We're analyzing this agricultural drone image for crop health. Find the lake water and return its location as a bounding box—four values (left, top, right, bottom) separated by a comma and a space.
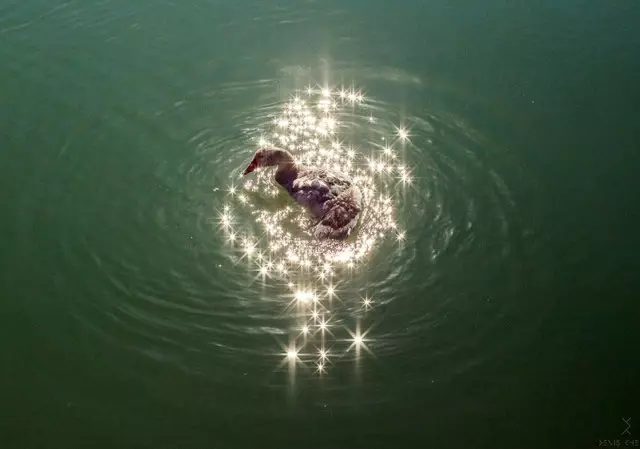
1, 1, 638, 448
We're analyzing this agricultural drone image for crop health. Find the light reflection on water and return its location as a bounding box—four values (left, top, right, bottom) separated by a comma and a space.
218, 86, 413, 376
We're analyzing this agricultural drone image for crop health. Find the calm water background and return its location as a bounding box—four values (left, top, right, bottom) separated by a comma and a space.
1, 1, 639, 448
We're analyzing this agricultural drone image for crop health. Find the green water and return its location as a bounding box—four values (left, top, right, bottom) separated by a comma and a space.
1, 1, 638, 448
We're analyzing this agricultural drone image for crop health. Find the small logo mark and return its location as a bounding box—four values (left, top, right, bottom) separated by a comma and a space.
622, 418, 632, 436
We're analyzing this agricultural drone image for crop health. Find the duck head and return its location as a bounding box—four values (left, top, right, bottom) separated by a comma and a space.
242, 147, 294, 175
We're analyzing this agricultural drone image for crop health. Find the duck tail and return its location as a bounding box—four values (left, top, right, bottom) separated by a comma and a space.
313, 186, 363, 240
313, 214, 360, 240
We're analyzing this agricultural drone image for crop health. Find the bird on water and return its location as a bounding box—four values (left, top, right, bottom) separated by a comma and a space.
242, 147, 363, 239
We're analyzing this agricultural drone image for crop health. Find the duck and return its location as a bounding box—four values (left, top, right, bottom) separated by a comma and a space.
242, 147, 363, 239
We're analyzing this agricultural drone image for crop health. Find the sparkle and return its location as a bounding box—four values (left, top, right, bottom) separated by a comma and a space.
220, 212, 232, 227
216, 86, 408, 377
347, 324, 373, 356
295, 290, 315, 303
399, 171, 413, 185
396, 126, 409, 141
243, 240, 256, 257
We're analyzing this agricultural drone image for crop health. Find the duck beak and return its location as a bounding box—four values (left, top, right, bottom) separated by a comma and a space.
242, 158, 257, 176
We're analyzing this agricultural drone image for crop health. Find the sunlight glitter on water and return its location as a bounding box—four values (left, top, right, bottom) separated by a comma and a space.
217, 86, 412, 374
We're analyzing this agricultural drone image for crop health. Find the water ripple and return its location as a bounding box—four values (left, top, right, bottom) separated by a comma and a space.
5, 0, 542, 399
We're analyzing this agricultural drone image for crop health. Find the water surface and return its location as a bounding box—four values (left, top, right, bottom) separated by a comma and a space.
1, 1, 638, 448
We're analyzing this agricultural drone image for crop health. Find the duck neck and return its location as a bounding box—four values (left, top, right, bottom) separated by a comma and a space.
273, 150, 298, 186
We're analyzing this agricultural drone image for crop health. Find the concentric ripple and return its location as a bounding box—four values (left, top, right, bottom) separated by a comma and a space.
0, 0, 538, 391
39, 68, 530, 386
5, 4, 537, 393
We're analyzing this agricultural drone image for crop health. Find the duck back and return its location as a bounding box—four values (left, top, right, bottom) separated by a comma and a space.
276, 164, 363, 240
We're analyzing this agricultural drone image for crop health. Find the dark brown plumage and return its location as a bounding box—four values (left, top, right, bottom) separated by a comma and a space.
242, 147, 362, 239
